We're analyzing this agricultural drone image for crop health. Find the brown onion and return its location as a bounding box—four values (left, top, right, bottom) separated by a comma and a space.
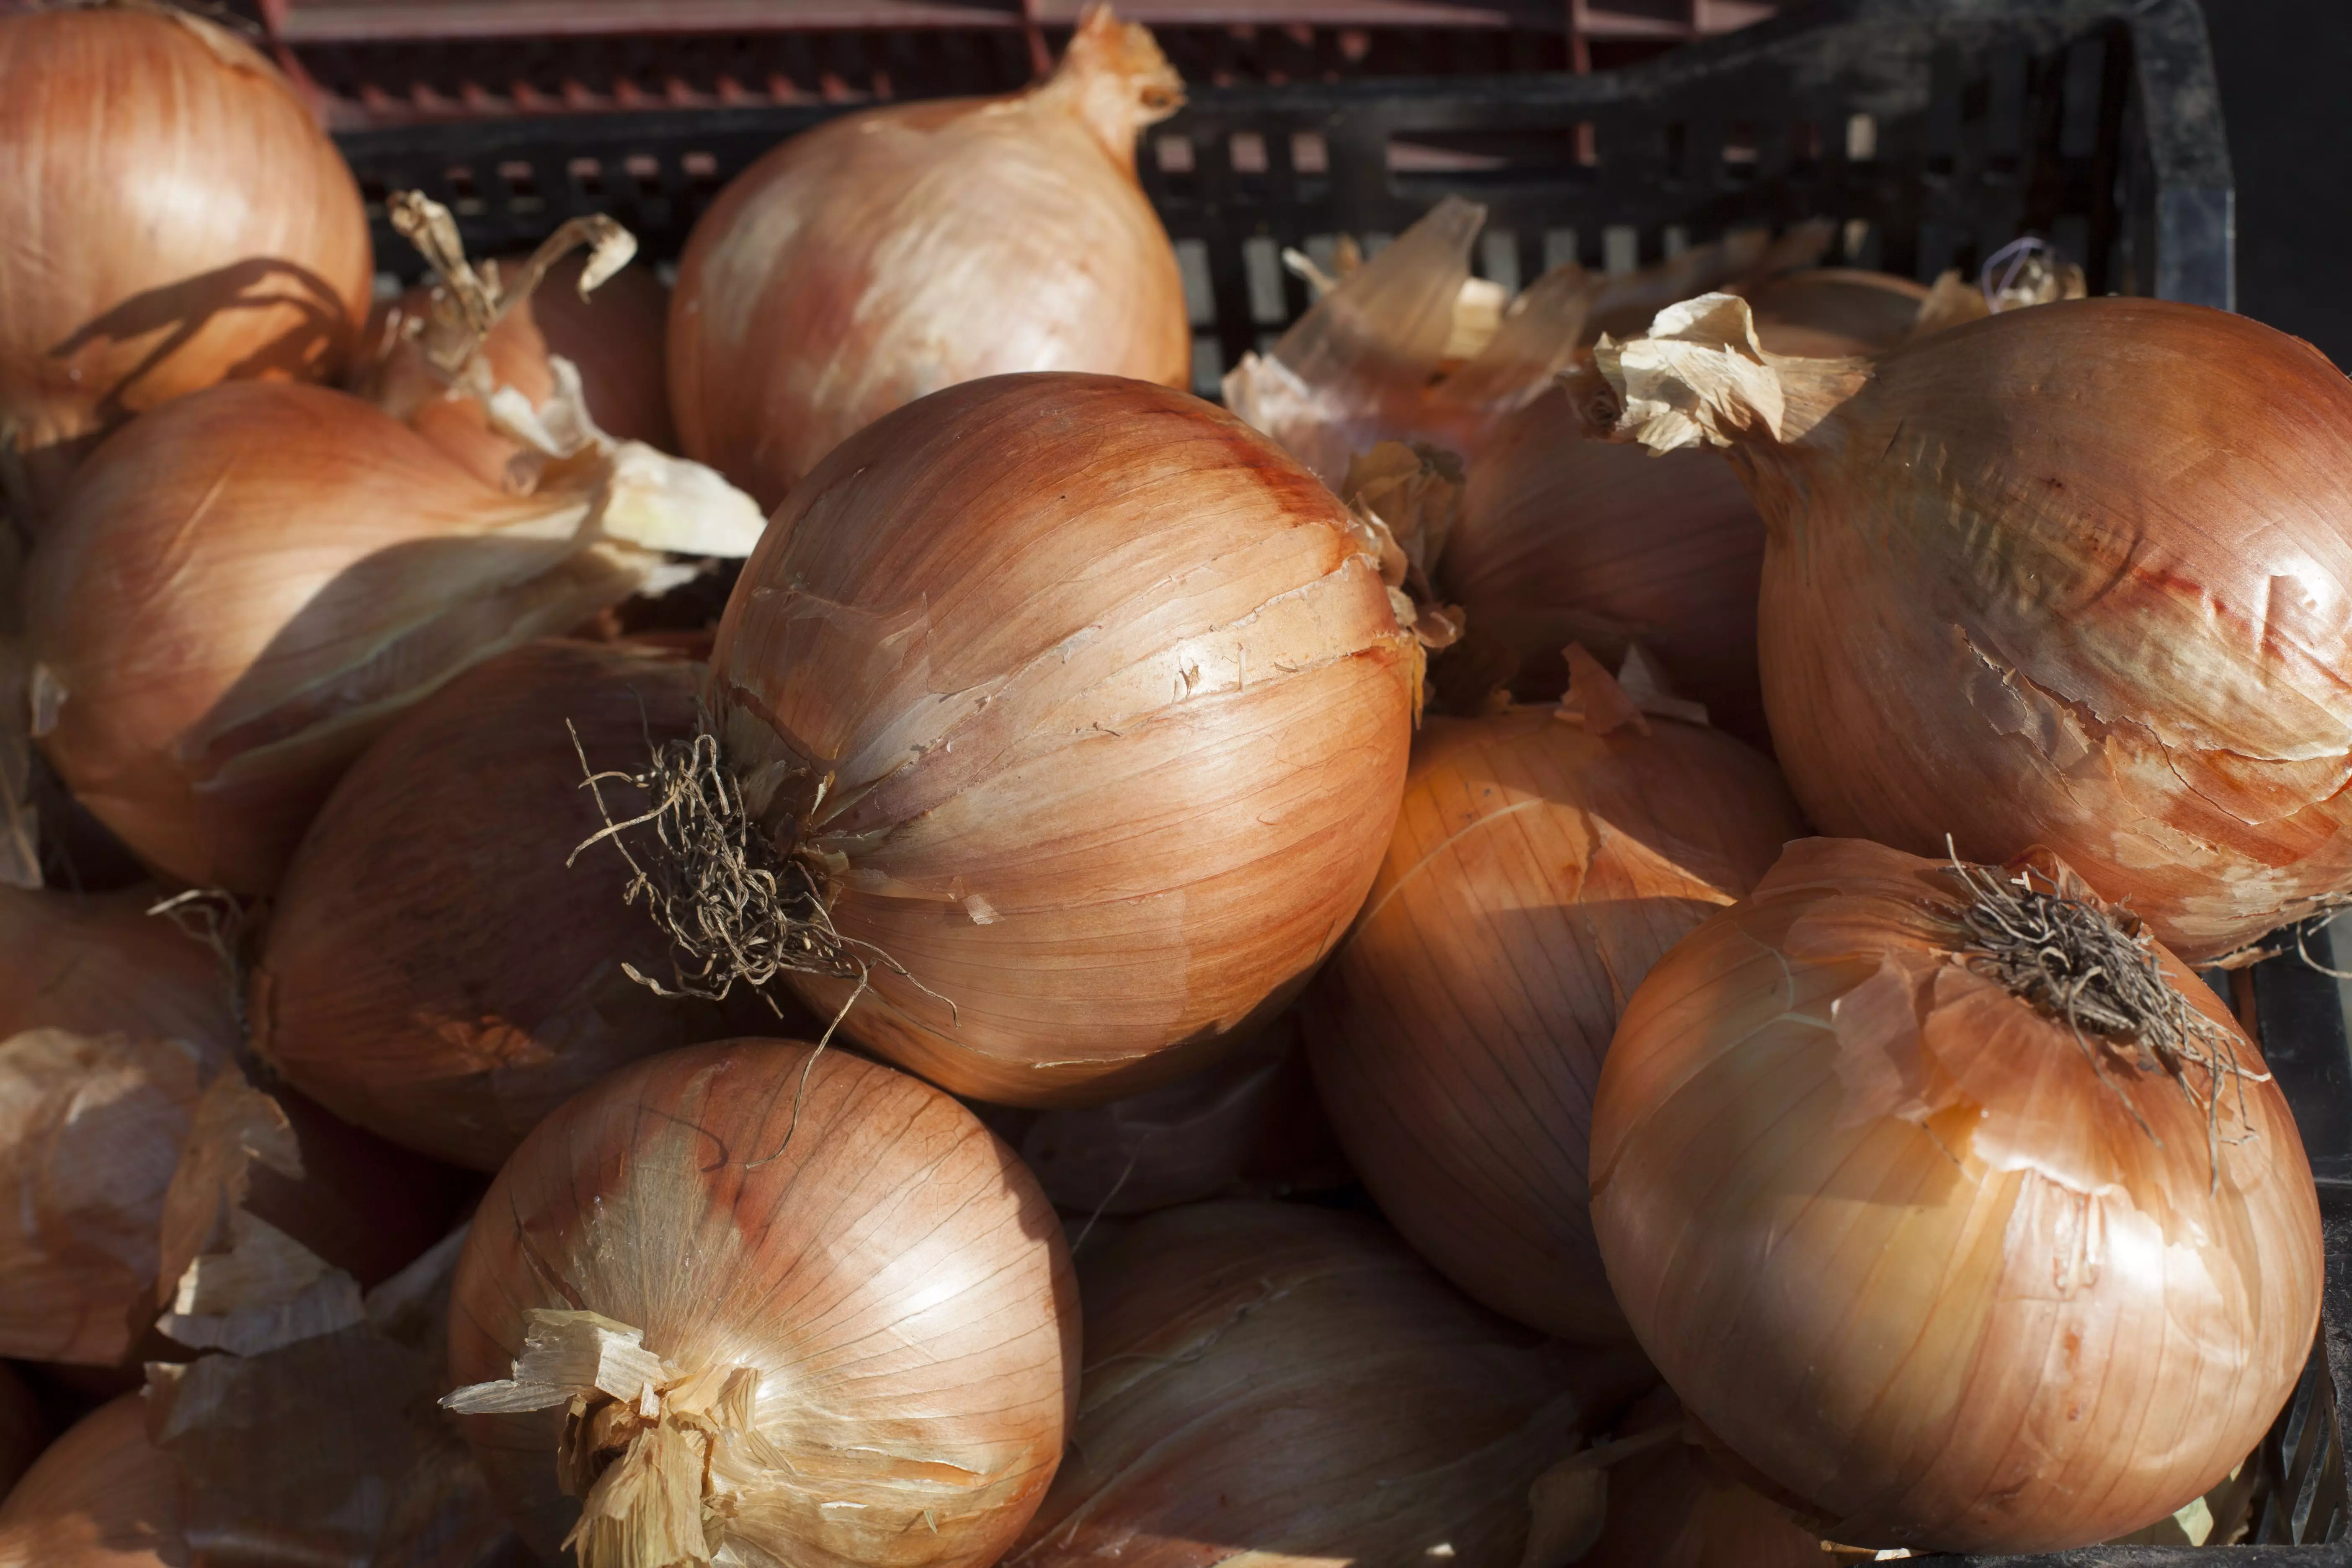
1590, 836, 2323, 1550
617, 372, 1414, 1106
1601, 294, 2352, 959
1308, 655, 1801, 1340
1744, 267, 1930, 357
1016, 1011, 1351, 1214
0, 4, 371, 524
1007, 1200, 1650, 1566
445, 1039, 1077, 1567
253, 639, 789, 1170
23, 379, 760, 894
0, 1366, 40, 1500
1439, 384, 1771, 745
1566, 1388, 1826, 1568
0, 1396, 182, 1568
670, 8, 1189, 508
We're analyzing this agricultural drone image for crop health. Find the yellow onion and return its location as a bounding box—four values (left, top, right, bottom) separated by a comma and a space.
0, 885, 468, 1362
1601, 294, 2352, 959
253, 639, 793, 1171
670, 8, 1189, 508
0, 3, 371, 524
444, 1039, 1077, 1567
1438, 384, 1771, 744
1007, 1200, 1651, 1567
23, 379, 761, 895
1565, 1388, 1826, 1568
0, 1396, 182, 1568
637, 372, 1413, 1106
1307, 653, 1801, 1340
1743, 267, 1930, 357
0, 1366, 39, 1499
1016, 1011, 1351, 1214
1590, 836, 2323, 1551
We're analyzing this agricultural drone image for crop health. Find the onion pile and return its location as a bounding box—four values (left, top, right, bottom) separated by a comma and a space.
670, 8, 1190, 506
1309, 653, 1801, 1341
444, 1039, 1078, 1566
1438, 384, 1772, 744
1601, 294, 2352, 959
1008, 1200, 1650, 1566
1016, 1011, 1351, 1214
22, 379, 762, 894
0, 3, 371, 523
0, 1396, 183, 1568
1590, 836, 2323, 1550
254, 638, 778, 1170
611, 371, 1414, 1106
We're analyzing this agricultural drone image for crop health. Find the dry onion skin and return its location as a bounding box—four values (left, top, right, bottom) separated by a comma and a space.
0, 1396, 183, 1568
669, 8, 1189, 508
1438, 383, 1771, 745
0, 4, 371, 524
1006, 1200, 1650, 1567
1600, 293, 2352, 960
620, 371, 1414, 1106
1589, 836, 2323, 1552
1743, 267, 1931, 358
1565, 1388, 1825, 1568
253, 639, 763, 1171
1308, 660, 1801, 1341
444, 1039, 1078, 1568
22, 379, 761, 895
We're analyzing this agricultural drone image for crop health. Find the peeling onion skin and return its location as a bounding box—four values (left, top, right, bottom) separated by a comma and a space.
253, 640, 765, 1171
719, 372, 1415, 1106
669, 9, 1190, 508
1007, 1200, 1651, 1568
1669, 298, 2352, 959
1589, 837, 2324, 1552
448, 1039, 1079, 1568
23, 382, 657, 895
0, 1366, 40, 1500
0, 6, 371, 526
1308, 704, 1803, 1341
1745, 267, 1930, 358
0, 1397, 184, 1568
1439, 386, 1771, 746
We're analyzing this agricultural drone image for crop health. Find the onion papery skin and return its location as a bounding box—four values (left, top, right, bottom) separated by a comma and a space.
1576, 1390, 1824, 1568
448, 1039, 1078, 1567
669, 10, 1189, 507
23, 381, 672, 895
1745, 267, 1928, 358
1439, 385, 1770, 745
0, 1366, 41, 1500
381, 253, 674, 489
0, 6, 371, 524
0, 887, 237, 1054
1589, 837, 2324, 1552
713, 372, 1415, 1106
1017, 1011, 1351, 1213
254, 639, 760, 1171
1007, 1200, 1648, 1567
0, 1397, 184, 1568
1614, 296, 2352, 959
1308, 704, 1802, 1341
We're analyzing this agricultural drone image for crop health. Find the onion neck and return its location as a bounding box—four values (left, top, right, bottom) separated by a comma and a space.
1595, 294, 1870, 456
1032, 6, 1184, 172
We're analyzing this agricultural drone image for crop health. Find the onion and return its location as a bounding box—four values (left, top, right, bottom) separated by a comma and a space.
0, 1367, 39, 1500
253, 638, 793, 1171
1007, 1199, 1651, 1566
670, 8, 1189, 507
1565, 1388, 1826, 1568
1589, 836, 2323, 1551
0, 1396, 182, 1568
582, 372, 1413, 1106
1016, 1011, 1351, 1214
0, 3, 371, 525
1743, 267, 1930, 357
22, 379, 762, 895
1599, 294, 2352, 959
444, 1039, 1078, 1567
1437, 384, 1771, 745
0, 885, 468, 1362
1307, 651, 1801, 1341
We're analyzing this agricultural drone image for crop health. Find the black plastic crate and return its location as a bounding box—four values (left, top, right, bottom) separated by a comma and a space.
333, 1, 2352, 1557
